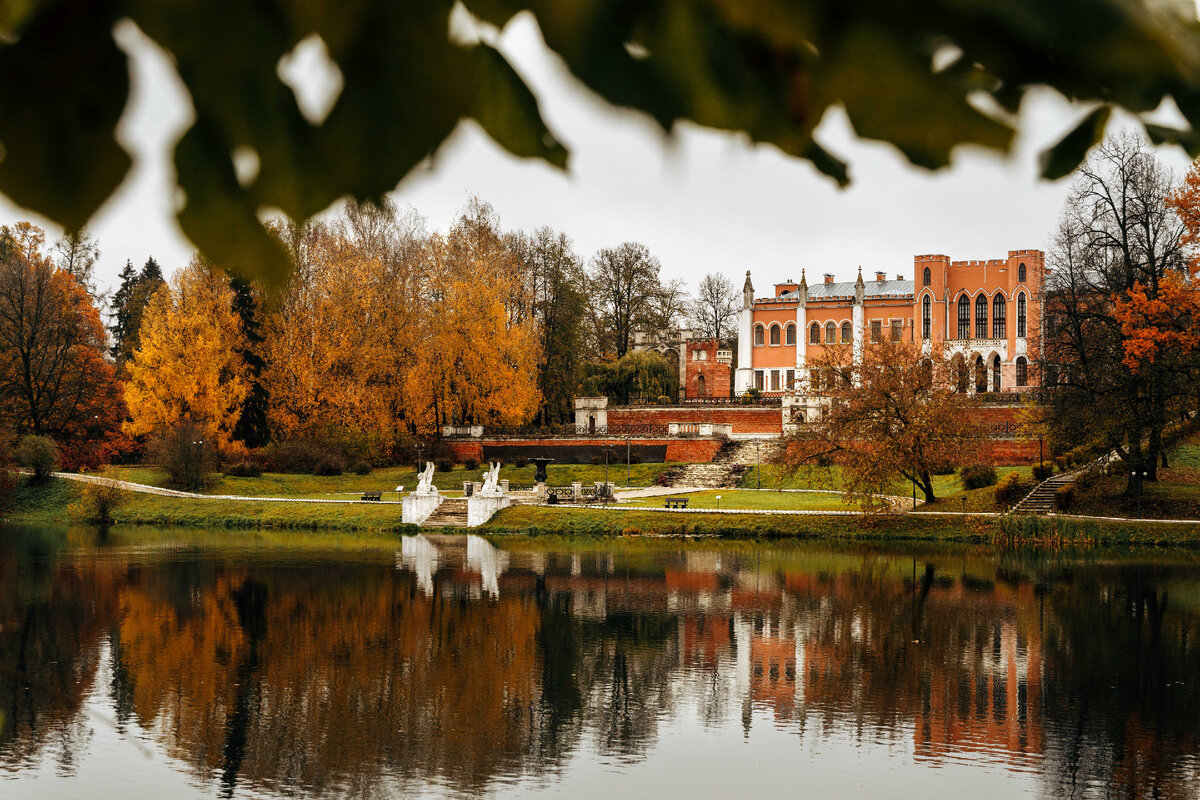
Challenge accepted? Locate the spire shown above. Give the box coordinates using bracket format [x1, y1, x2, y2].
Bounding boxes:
[799, 268, 807, 289]
[742, 270, 754, 309]
[798, 268, 808, 303]
[854, 266, 864, 304]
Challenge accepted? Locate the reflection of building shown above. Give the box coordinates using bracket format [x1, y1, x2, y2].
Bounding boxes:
[735, 251, 1045, 397]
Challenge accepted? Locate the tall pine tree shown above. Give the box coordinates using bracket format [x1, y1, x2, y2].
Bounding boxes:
[229, 275, 270, 447]
[109, 256, 166, 368]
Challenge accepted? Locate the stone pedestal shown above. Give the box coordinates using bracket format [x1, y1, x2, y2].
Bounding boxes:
[572, 482, 583, 502]
[402, 492, 443, 525]
[468, 493, 512, 527]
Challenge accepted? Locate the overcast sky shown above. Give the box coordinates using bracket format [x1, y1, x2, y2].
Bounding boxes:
[1, 13, 1196, 297]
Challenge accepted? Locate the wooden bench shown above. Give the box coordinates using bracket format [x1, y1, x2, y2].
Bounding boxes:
[361, 491, 382, 501]
[664, 498, 689, 509]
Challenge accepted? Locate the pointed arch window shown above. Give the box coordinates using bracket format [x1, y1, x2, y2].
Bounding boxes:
[992, 354, 1002, 392]
[992, 293, 1006, 338]
[1017, 292, 1027, 338]
[1016, 356, 1028, 387]
[957, 296, 970, 339]
[923, 266, 931, 287]
[922, 295, 931, 340]
[975, 295, 988, 339]
[1018, 262, 1027, 283]
[825, 322, 836, 344]
[809, 322, 820, 344]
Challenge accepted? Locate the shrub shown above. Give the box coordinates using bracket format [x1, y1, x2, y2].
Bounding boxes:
[514, 456, 528, 469]
[1054, 456, 1067, 472]
[590, 454, 602, 466]
[1074, 467, 1100, 491]
[75, 474, 125, 523]
[16, 435, 61, 482]
[259, 438, 350, 473]
[313, 457, 343, 476]
[995, 472, 1032, 505]
[1032, 460, 1055, 481]
[464, 457, 480, 471]
[151, 422, 217, 491]
[226, 461, 263, 477]
[960, 464, 997, 490]
[436, 458, 454, 472]
[352, 460, 372, 476]
[1054, 485, 1074, 511]
[656, 395, 670, 404]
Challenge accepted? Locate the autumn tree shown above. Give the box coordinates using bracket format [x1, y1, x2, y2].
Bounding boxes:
[1043, 134, 1189, 491]
[123, 258, 250, 451]
[406, 200, 541, 431]
[588, 242, 663, 358]
[689, 273, 739, 340]
[0, 223, 126, 469]
[508, 227, 588, 425]
[781, 341, 985, 507]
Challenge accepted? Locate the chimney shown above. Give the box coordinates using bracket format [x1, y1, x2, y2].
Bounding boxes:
[896, 274, 903, 280]
[823, 273, 834, 285]
[875, 271, 886, 282]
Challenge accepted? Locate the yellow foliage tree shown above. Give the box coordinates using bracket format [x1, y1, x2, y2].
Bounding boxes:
[123, 259, 250, 450]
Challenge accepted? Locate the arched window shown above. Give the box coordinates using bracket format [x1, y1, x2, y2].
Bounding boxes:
[957, 295, 970, 339]
[754, 324, 764, 346]
[975, 355, 987, 393]
[769, 324, 781, 345]
[825, 322, 836, 344]
[696, 373, 707, 396]
[841, 321, 852, 343]
[1016, 356, 1028, 387]
[992, 293, 1006, 338]
[923, 266, 931, 287]
[975, 295, 988, 339]
[809, 322, 820, 344]
[1017, 292, 1027, 338]
[922, 295, 931, 340]
[785, 323, 796, 345]
[992, 354, 1001, 392]
[1018, 262, 1027, 283]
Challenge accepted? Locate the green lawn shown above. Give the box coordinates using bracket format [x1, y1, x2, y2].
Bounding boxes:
[6, 476, 417, 532]
[1068, 429, 1200, 520]
[620, 489, 856, 511]
[106, 462, 674, 496]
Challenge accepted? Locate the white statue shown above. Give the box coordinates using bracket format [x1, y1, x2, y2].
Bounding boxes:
[416, 461, 437, 495]
[480, 461, 502, 495]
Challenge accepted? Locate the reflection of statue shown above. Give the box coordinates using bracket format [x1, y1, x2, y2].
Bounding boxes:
[416, 462, 437, 495]
[481, 462, 502, 495]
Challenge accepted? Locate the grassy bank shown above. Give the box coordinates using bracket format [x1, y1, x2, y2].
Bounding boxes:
[6, 476, 418, 532]
[481, 504, 1200, 546]
[620, 489, 855, 511]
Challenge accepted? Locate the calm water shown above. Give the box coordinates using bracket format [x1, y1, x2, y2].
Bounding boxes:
[2, 527, 1199, 799]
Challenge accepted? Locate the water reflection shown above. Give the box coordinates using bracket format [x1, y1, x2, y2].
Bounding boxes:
[2, 528, 1199, 798]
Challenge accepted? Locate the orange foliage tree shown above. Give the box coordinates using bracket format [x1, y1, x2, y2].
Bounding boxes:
[781, 341, 985, 507]
[0, 223, 127, 469]
[123, 258, 250, 451]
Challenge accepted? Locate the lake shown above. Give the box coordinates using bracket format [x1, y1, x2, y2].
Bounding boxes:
[2, 526, 1199, 798]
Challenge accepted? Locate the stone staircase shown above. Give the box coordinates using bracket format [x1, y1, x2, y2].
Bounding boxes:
[665, 440, 776, 489]
[421, 497, 469, 528]
[1011, 472, 1076, 514]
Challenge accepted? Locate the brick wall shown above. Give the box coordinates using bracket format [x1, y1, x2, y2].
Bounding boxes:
[446, 437, 724, 464]
[608, 406, 783, 434]
[684, 340, 732, 399]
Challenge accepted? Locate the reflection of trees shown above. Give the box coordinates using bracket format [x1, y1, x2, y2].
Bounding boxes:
[2, 541, 1200, 799]
[0, 533, 116, 770]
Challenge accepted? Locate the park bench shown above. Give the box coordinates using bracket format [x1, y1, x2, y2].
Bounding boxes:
[664, 498, 689, 509]
[361, 491, 382, 501]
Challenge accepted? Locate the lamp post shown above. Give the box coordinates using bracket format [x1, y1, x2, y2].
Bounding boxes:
[415, 441, 425, 472]
[756, 440, 761, 490]
[626, 434, 631, 484]
[912, 478, 917, 511]
[1038, 434, 1044, 472]
[716, 494, 721, 510]
[1133, 470, 1147, 518]
[604, 447, 610, 507]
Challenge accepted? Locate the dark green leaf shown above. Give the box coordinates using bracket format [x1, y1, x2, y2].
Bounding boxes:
[1039, 105, 1112, 181]
[0, 0, 129, 231]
